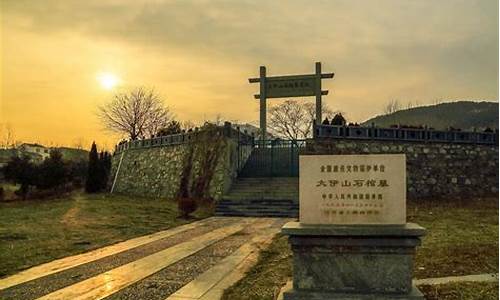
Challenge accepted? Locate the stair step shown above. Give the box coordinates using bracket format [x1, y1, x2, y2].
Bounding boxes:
[221, 199, 298, 203]
[216, 205, 297, 209]
[215, 212, 297, 216]
[218, 201, 298, 205]
[225, 196, 298, 199]
[217, 176, 299, 217]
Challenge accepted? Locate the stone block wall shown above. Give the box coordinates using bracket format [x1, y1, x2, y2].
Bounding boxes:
[304, 139, 499, 199]
[110, 135, 249, 200]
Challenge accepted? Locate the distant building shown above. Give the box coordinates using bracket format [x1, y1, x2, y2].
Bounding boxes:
[18, 143, 50, 160]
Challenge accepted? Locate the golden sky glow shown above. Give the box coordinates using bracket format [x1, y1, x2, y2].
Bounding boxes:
[1, 0, 498, 149]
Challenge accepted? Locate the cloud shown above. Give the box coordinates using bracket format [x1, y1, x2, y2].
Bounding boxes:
[1, 0, 498, 145]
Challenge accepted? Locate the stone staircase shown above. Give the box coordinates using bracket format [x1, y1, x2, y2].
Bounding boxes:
[238, 147, 300, 177]
[215, 177, 299, 218]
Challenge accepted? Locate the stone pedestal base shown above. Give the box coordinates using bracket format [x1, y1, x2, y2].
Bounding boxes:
[282, 284, 424, 299]
[281, 222, 426, 300]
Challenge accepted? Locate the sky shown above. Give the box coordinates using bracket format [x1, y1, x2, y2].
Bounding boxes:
[1, 0, 498, 149]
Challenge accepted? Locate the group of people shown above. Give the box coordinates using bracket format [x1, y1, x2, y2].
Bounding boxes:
[322, 113, 347, 126]
[321, 114, 495, 133]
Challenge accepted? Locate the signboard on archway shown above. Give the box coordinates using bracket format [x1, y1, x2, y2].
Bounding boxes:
[249, 62, 334, 141]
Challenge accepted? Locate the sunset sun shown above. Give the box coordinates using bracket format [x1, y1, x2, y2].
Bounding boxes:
[97, 72, 119, 90]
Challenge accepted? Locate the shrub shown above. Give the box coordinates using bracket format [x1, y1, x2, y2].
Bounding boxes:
[35, 149, 68, 190]
[68, 159, 88, 188]
[3, 155, 36, 199]
[177, 197, 198, 218]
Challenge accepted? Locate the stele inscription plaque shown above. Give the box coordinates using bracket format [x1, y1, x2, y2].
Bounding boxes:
[299, 154, 406, 225]
[265, 75, 316, 98]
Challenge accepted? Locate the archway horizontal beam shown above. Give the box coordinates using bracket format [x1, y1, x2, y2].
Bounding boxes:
[249, 73, 334, 83]
[253, 90, 329, 99]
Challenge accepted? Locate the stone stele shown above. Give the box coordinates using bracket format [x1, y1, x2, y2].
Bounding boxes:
[299, 154, 406, 225]
[282, 154, 426, 300]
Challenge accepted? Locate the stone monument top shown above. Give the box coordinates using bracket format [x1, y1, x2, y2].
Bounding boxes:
[299, 154, 406, 225]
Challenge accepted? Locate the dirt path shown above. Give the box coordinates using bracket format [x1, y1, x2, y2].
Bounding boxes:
[60, 195, 84, 227]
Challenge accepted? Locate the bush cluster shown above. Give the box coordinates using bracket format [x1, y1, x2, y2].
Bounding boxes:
[2, 149, 87, 199]
[175, 123, 224, 218]
[2, 142, 112, 200]
[177, 197, 198, 218]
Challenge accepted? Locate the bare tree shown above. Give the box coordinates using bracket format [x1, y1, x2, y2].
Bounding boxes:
[206, 114, 225, 126]
[98, 87, 172, 140]
[384, 99, 401, 115]
[72, 137, 86, 150]
[303, 102, 336, 126]
[268, 100, 335, 140]
[0, 123, 16, 149]
[181, 120, 197, 131]
[433, 98, 443, 105]
[268, 100, 305, 140]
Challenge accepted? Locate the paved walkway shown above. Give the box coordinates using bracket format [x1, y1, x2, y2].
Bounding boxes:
[413, 273, 498, 285]
[0, 217, 289, 300]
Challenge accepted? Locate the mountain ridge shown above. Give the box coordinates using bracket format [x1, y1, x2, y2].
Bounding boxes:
[362, 101, 498, 131]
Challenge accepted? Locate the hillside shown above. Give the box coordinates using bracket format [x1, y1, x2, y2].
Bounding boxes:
[57, 147, 88, 161]
[362, 101, 498, 130]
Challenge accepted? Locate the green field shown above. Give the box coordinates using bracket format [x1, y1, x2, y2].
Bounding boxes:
[222, 197, 499, 300]
[0, 193, 207, 277]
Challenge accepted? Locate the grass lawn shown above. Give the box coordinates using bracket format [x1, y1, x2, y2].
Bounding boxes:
[0, 192, 208, 278]
[1, 183, 20, 201]
[419, 282, 498, 300]
[409, 198, 498, 279]
[222, 197, 499, 300]
[1, 183, 19, 193]
[221, 234, 292, 300]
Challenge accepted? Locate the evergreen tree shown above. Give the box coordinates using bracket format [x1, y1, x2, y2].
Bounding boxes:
[157, 120, 182, 136]
[85, 142, 100, 193]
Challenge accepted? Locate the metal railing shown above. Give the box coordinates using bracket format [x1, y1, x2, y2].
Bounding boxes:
[314, 124, 498, 145]
[114, 122, 254, 154]
[237, 139, 306, 177]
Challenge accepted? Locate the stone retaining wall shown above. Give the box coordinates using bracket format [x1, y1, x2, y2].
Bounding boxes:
[110, 133, 250, 200]
[304, 139, 499, 199]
